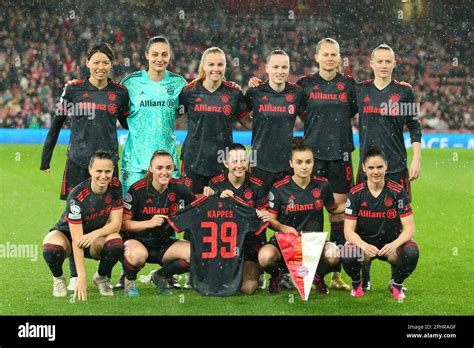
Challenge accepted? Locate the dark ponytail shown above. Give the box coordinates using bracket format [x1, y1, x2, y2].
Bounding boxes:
[291, 137, 313, 156]
[363, 144, 387, 163]
[89, 149, 114, 167]
[87, 43, 114, 62]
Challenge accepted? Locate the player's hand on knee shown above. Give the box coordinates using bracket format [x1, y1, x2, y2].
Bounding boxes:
[202, 186, 215, 197]
[75, 276, 88, 301]
[149, 214, 166, 227]
[361, 242, 379, 258]
[77, 232, 97, 248]
[220, 190, 235, 198]
[378, 241, 398, 257]
[248, 77, 262, 88]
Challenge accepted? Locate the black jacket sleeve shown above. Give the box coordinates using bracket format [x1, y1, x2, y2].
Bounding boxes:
[40, 113, 66, 170]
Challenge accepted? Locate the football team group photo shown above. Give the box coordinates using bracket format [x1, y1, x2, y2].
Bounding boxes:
[1, 1, 472, 334]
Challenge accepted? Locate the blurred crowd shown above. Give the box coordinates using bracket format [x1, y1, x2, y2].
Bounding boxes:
[1, 0, 472, 130]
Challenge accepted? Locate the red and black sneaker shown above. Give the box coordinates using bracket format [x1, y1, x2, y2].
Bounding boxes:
[268, 270, 283, 294]
[313, 275, 329, 295]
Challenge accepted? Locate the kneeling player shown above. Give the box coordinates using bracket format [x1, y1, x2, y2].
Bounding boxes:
[42, 150, 124, 301]
[341, 145, 419, 301]
[120, 150, 195, 296]
[259, 138, 345, 294]
[203, 143, 270, 294]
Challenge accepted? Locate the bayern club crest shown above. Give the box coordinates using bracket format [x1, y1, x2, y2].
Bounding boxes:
[105, 194, 112, 204]
[285, 93, 295, 102]
[389, 93, 401, 103]
[168, 192, 176, 202]
[244, 189, 253, 200]
[384, 197, 394, 207]
[315, 199, 324, 210]
[108, 103, 117, 114]
[223, 105, 232, 116]
[387, 209, 397, 219]
[108, 92, 117, 101]
[336, 82, 345, 91]
[338, 92, 347, 102]
[312, 188, 321, 198]
[184, 177, 192, 188]
[170, 203, 179, 213]
[221, 94, 230, 103]
[297, 265, 309, 278]
[167, 85, 175, 96]
[288, 104, 295, 114]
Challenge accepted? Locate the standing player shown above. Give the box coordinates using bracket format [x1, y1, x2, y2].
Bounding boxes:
[41, 43, 129, 196]
[355, 44, 422, 290]
[40, 43, 129, 291]
[179, 46, 249, 195]
[241, 50, 304, 290]
[120, 150, 195, 296]
[203, 143, 270, 294]
[342, 145, 419, 300]
[178, 47, 249, 287]
[296, 38, 358, 291]
[42, 150, 124, 301]
[242, 49, 304, 195]
[120, 36, 187, 194]
[259, 138, 346, 294]
[119, 36, 187, 289]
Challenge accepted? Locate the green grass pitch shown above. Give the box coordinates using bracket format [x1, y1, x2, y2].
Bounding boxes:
[0, 145, 472, 315]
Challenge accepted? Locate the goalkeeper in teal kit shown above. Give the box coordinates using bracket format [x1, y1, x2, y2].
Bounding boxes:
[121, 36, 187, 194]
